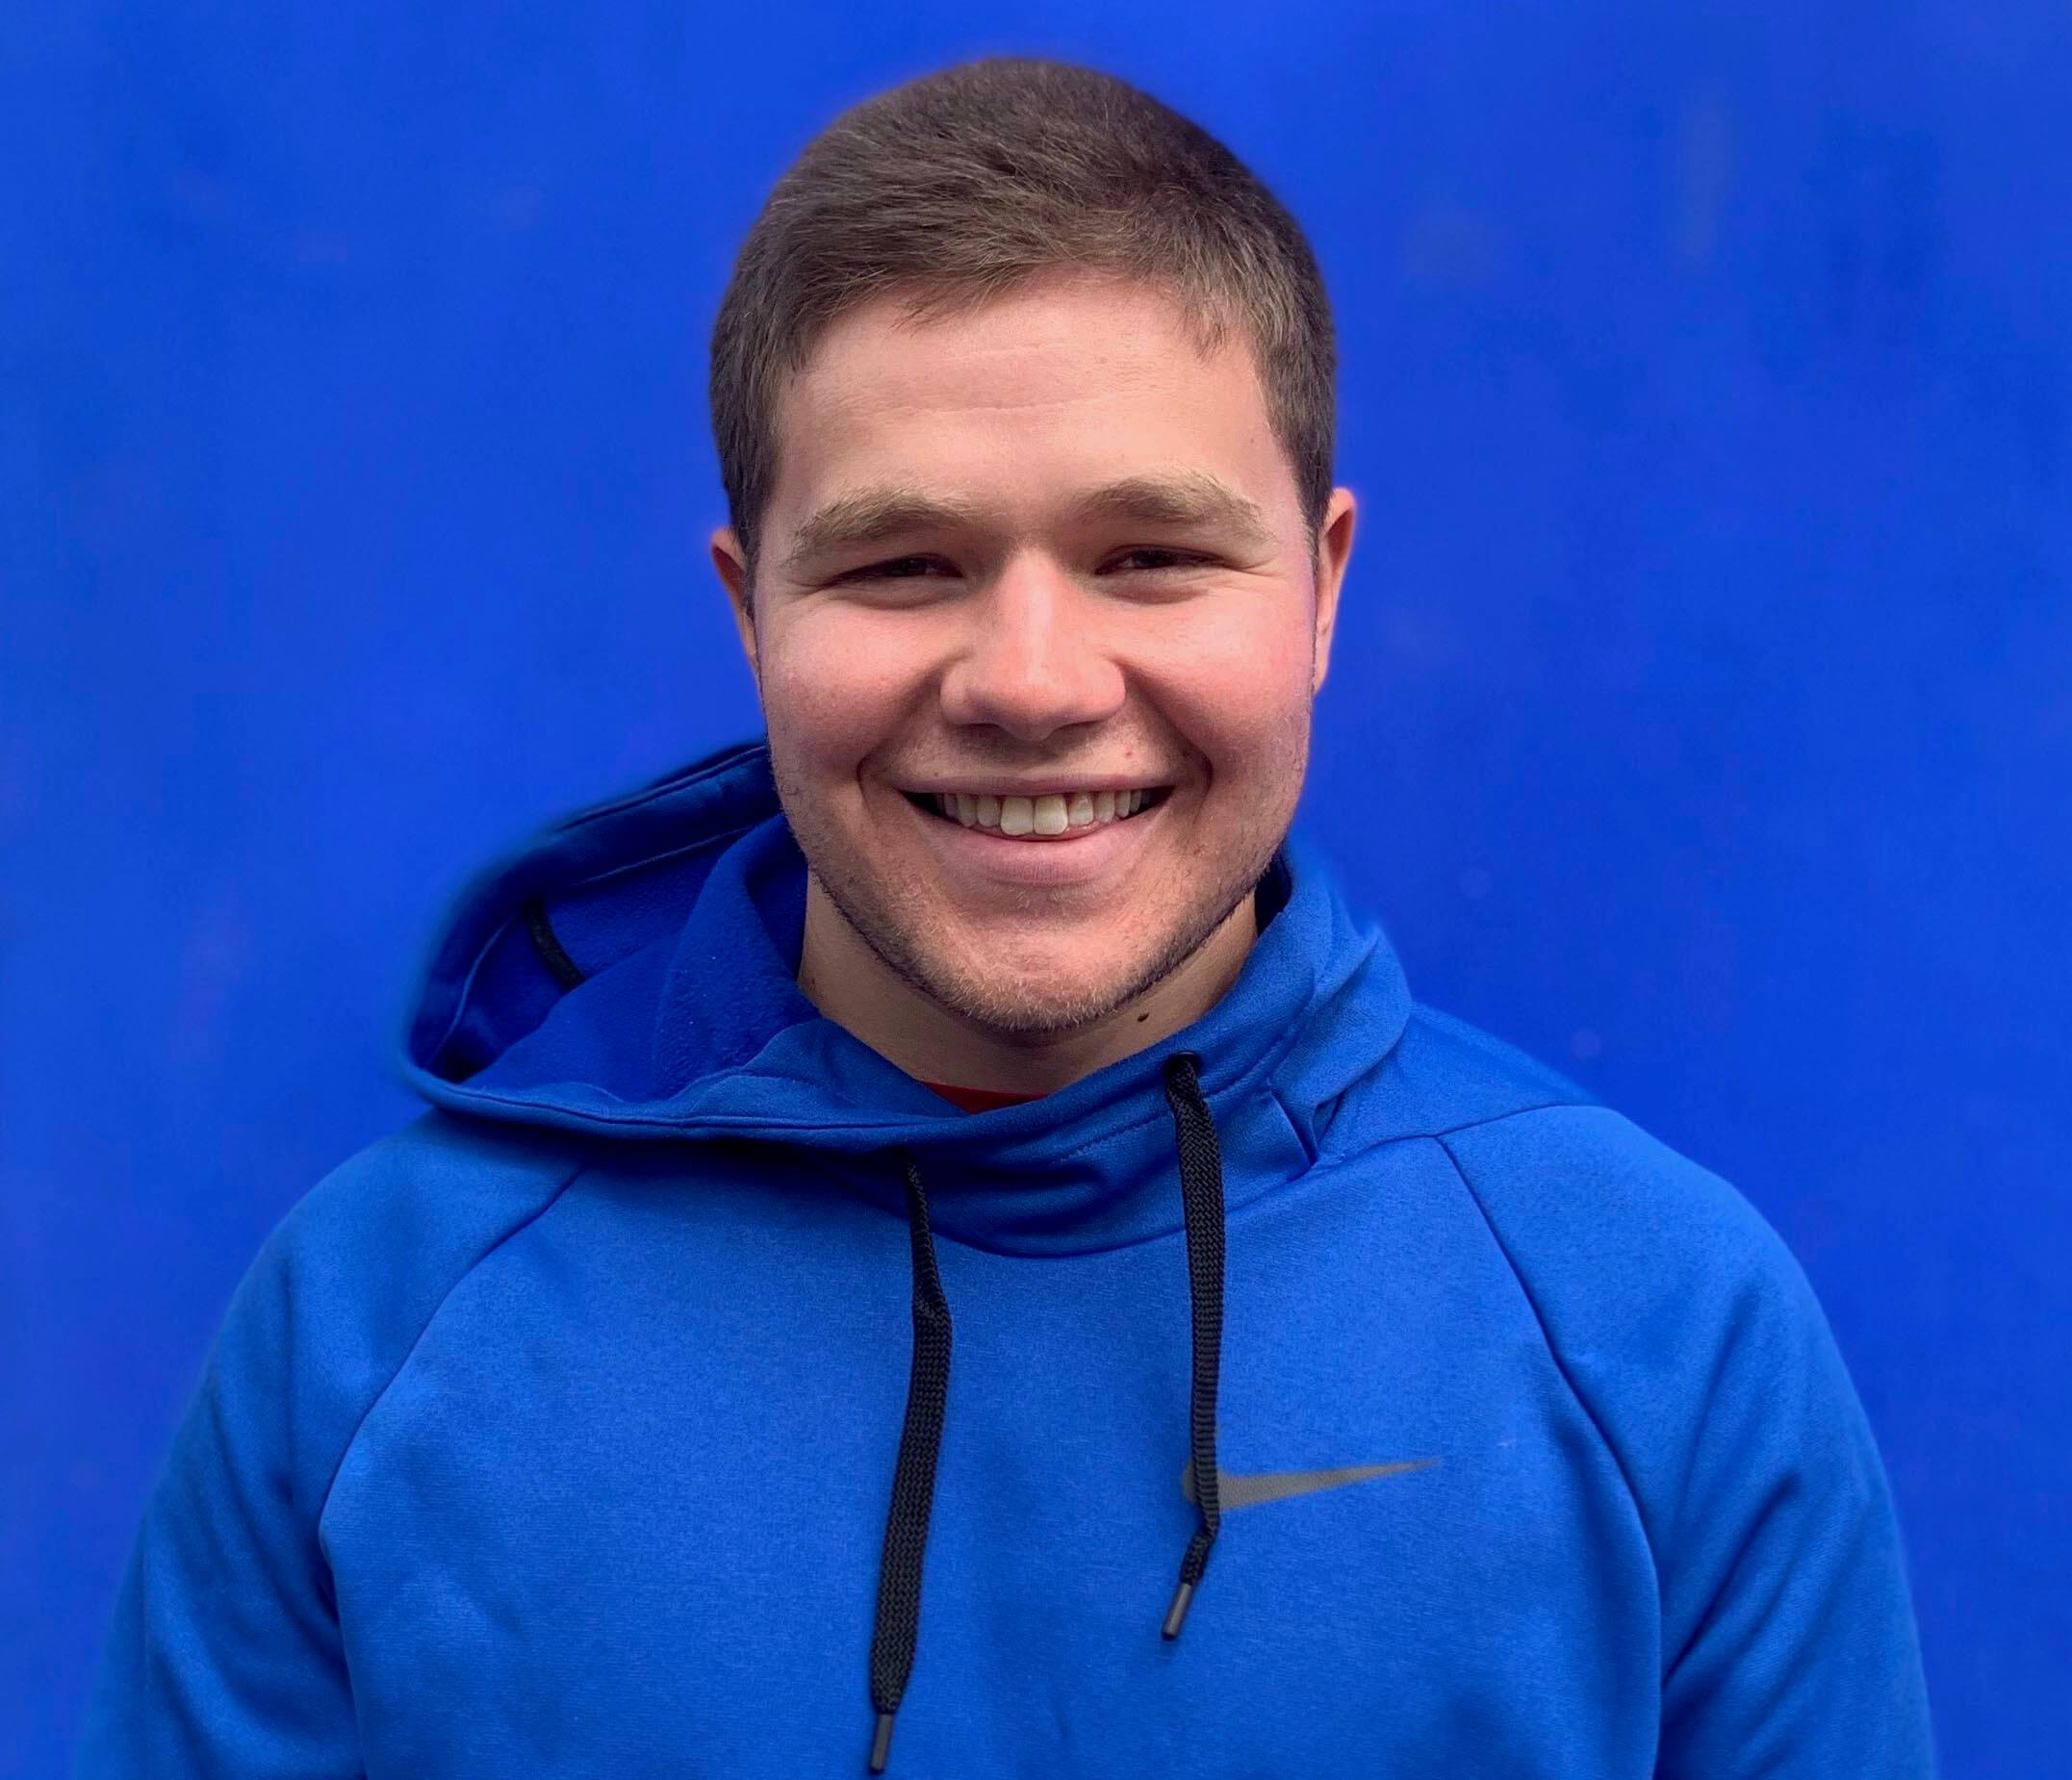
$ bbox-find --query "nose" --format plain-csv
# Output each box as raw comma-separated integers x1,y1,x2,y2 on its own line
937,557,1126,742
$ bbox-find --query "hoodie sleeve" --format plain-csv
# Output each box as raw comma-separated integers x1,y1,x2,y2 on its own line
1439,1106,1935,1779
75,1116,584,1778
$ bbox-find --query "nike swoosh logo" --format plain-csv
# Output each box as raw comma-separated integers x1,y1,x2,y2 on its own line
1183,1456,1439,1511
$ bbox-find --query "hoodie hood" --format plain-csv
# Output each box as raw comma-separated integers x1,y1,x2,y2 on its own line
400,738,1420,1254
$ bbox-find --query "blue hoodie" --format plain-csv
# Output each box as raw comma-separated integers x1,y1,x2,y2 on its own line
79,740,1934,1777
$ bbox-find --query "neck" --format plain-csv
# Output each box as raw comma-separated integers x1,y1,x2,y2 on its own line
796,881,1260,1098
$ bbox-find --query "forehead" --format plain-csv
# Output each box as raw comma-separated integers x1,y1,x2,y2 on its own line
763,269,1300,540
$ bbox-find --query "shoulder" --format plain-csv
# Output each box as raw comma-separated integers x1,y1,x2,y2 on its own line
1431,1095,1871,1571
1434,1096,1803,1318
1347,1008,1845,1516
1418,1081,1928,1762
1337,997,1791,1301
206,1112,595,1518
264,1107,593,1284
1399,1004,1598,1126
250,1108,595,1419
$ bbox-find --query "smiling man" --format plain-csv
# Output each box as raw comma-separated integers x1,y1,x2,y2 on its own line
721,269,1346,1093
82,58,1933,1779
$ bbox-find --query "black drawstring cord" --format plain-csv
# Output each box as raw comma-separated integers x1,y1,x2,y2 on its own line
1160,1051,1227,1640
861,1055,1230,1767
866,1154,953,1774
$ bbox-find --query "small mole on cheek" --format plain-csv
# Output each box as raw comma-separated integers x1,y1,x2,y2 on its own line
1137,1012,1149,1023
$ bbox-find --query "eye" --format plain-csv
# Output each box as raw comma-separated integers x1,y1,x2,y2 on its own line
1105,547,1214,572
836,555,954,582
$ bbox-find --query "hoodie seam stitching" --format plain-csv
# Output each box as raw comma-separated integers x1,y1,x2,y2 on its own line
1295,1097,1591,1174
544,740,769,832
1269,1082,1317,1166
1422,1098,1598,1141
1430,1132,1657,1570
415,1080,1594,1148
315,1158,592,1534
903,1105,1577,1260
419,908,518,1075
553,826,760,899
391,1100,1601,1261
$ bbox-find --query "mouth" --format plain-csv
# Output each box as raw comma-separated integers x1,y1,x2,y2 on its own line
902,786,1173,840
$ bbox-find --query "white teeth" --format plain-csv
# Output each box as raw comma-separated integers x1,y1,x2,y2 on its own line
921,786,1160,837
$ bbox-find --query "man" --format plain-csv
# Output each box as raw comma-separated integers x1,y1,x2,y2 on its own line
81,57,1934,1777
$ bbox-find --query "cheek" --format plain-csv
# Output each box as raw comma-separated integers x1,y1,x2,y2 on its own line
1135,598,1316,769
758,609,932,774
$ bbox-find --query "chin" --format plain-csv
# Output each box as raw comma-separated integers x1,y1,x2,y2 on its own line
892,898,1225,1039
921,964,1140,1039
863,913,1123,1031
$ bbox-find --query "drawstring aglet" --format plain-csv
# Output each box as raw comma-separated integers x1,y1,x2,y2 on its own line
869,1709,896,1772
1161,1576,1197,1640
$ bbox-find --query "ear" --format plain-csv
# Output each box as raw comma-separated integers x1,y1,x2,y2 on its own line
709,524,759,681
1310,486,1356,695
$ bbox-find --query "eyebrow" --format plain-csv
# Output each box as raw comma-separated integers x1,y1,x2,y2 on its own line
777,470,1273,575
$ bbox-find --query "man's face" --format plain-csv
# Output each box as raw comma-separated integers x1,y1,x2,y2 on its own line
712,267,1355,1038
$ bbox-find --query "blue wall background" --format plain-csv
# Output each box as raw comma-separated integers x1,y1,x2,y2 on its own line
6,2,2067,1773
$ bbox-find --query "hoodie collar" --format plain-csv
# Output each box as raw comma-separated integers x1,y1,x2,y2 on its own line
401,740,1414,1255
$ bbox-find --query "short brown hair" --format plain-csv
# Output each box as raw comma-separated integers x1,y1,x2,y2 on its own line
708,57,1337,592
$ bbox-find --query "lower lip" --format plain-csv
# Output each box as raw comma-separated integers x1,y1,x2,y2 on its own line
901,796,1164,889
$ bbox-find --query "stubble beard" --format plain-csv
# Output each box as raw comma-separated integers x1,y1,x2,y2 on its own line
773,753,1303,1042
